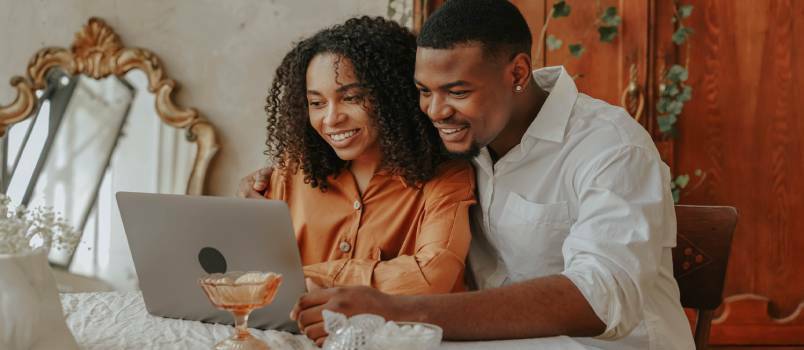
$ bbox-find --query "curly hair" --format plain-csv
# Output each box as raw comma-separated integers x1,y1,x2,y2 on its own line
265,16,446,190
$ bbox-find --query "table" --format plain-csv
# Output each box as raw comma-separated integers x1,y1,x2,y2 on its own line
60,291,591,349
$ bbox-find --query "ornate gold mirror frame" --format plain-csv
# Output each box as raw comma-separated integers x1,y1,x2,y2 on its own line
0,17,218,195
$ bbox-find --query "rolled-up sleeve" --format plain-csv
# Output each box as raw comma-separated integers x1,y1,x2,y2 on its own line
304,163,476,295
561,144,674,339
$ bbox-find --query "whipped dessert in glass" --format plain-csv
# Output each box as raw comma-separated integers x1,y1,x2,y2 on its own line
199,271,282,350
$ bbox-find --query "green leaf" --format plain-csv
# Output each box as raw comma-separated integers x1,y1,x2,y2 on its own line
552,0,571,18
694,169,703,176
657,98,671,114
668,100,684,115
672,188,681,203
678,85,693,102
601,6,622,26
569,43,585,57
665,84,679,96
679,4,694,18
658,115,674,133
546,34,563,51
666,65,689,82
672,26,694,45
659,83,671,97
674,174,690,188
657,113,678,133
668,127,681,139
598,26,618,42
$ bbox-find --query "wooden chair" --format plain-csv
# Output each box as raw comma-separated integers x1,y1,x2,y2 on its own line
672,205,738,350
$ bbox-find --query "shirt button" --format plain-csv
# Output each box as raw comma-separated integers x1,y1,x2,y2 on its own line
339,241,351,253
353,200,361,210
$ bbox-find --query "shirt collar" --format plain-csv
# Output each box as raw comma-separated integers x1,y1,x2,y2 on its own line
330,168,412,196
524,66,577,143
472,66,577,173
375,168,411,187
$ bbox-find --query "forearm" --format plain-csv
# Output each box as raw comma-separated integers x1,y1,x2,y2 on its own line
304,252,464,295
395,274,605,340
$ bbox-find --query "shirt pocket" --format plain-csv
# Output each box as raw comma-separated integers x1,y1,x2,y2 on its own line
496,192,571,280
502,192,571,225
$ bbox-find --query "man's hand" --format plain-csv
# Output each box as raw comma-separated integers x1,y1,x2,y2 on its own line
237,167,273,198
290,285,403,347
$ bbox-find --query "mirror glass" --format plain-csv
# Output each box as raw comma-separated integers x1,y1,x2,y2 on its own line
1,68,196,290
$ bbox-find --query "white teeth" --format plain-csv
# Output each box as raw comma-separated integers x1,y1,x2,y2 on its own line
441,126,466,134
331,130,358,142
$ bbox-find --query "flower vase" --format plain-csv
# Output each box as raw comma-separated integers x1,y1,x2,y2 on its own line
0,249,78,350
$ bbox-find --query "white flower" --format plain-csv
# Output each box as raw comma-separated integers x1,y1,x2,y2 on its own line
0,194,81,255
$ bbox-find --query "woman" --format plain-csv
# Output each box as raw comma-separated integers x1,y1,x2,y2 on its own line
260,16,475,295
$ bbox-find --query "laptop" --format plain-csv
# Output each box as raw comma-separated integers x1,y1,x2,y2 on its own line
115,191,306,331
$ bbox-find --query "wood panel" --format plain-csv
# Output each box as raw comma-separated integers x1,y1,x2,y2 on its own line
712,295,804,346
542,0,633,105
508,0,547,67
651,0,679,168
412,0,447,33
669,0,804,345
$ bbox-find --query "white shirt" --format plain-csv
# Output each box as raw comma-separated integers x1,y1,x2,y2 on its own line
468,66,694,350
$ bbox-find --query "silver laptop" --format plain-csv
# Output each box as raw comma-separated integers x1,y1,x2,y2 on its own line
116,191,305,331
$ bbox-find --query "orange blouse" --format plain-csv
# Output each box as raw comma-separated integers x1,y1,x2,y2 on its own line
264,159,476,295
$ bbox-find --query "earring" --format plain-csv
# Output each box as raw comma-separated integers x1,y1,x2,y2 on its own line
515,85,523,93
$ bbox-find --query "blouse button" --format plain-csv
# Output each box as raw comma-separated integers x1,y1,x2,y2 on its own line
353,200,361,210
339,241,352,253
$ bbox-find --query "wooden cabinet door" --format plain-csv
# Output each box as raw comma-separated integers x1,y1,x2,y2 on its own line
661,0,804,345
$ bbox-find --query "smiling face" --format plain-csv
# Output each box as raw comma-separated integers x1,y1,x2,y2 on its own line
414,45,517,157
306,53,381,163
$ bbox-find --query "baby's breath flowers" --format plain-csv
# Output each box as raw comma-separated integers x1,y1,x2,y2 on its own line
0,194,80,255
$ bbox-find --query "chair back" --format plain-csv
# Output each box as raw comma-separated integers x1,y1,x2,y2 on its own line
672,205,738,349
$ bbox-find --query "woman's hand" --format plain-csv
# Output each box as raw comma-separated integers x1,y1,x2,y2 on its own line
237,167,273,198
291,282,406,347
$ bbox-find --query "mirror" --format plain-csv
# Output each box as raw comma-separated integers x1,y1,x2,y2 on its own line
0,18,219,290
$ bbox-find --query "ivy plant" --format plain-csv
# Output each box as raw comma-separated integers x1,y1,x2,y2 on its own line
671,169,705,204
538,0,621,59
661,1,702,203
657,1,694,137
534,1,703,204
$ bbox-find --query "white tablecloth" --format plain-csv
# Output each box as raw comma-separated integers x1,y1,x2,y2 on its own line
60,291,583,349
60,292,316,350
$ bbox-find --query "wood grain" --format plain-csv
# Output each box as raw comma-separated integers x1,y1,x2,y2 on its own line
712,294,804,345
673,0,804,345
542,0,622,104
674,205,739,349
508,0,546,67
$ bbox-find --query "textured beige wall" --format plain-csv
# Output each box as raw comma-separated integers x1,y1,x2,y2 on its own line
0,0,388,195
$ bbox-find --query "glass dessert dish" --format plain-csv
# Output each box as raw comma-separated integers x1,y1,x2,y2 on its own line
321,310,443,350
199,271,282,350
370,321,443,350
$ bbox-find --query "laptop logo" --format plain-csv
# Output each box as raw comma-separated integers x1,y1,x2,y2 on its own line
198,247,227,274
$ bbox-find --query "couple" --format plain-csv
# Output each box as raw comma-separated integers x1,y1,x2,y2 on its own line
239,1,694,349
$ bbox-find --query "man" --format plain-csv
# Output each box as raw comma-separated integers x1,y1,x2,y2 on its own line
240,1,694,348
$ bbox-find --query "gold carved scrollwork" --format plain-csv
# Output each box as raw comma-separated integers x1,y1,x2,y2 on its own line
0,17,218,195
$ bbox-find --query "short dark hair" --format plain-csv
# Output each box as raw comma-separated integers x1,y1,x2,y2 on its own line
417,0,532,59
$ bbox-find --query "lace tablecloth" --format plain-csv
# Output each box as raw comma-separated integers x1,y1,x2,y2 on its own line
60,291,316,350
60,291,587,350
